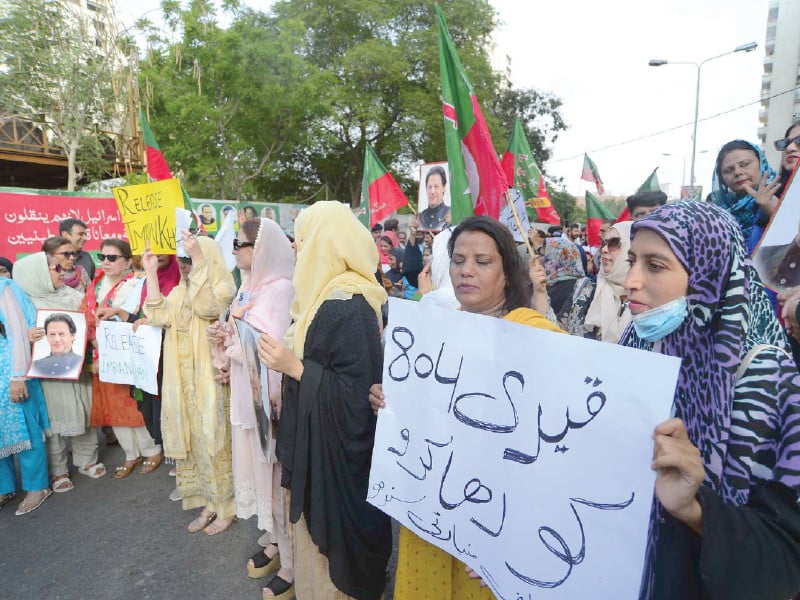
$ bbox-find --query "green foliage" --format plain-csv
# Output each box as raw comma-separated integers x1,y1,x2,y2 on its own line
548,187,578,226
0,0,132,190
488,87,567,169
139,1,322,202
137,0,567,205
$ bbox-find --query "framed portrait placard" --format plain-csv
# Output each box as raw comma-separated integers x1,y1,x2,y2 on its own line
25,309,87,380
417,162,452,231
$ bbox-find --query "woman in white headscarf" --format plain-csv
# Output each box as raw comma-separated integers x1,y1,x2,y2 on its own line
585,221,633,343
14,251,105,492
417,228,459,309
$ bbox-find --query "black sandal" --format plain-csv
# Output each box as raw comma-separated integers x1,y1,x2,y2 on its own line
0,492,16,509
248,544,280,579
262,575,294,600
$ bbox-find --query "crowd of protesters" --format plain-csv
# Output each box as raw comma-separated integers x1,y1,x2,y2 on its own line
1,124,800,599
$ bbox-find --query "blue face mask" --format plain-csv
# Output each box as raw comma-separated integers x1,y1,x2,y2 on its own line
631,296,688,342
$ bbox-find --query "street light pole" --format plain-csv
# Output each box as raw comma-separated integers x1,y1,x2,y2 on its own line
649,41,757,187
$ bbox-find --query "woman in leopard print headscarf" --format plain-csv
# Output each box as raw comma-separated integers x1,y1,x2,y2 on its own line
621,200,800,599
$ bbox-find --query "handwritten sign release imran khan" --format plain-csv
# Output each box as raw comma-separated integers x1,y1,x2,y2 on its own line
112,178,183,254
369,299,680,599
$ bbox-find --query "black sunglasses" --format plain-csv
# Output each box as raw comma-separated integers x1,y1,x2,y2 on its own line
601,238,622,251
97,253,126,263
774,135,800,152
177,256,193,265
56,251,78,258
233,239,254,251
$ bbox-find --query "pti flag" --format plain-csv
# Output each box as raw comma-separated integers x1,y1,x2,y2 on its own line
437,4,508,224
586,191,614,247
638,168,661,192
616,168,662,222
359,143,409,228
501,117,560,224
140,109,199,229
581,153,605,195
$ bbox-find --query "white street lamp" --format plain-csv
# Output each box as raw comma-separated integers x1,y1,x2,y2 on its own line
649,42,758,186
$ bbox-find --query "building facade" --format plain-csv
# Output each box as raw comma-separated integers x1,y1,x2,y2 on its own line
758,0,800,168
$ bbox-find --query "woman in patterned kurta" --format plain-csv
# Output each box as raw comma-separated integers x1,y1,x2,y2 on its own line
143,233,237,534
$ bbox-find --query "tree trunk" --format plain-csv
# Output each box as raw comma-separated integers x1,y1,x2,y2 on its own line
67,144,78,191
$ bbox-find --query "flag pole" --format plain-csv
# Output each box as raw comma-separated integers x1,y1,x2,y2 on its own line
406,199,418,215
504,189,532,256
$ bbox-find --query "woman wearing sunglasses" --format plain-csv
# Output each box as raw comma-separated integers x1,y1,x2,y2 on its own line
85,239,162,479
585,221,633,342
41,236,90,293
776,121,800,191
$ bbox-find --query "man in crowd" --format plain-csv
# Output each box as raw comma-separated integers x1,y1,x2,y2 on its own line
59,218,94,281
626,190,667,221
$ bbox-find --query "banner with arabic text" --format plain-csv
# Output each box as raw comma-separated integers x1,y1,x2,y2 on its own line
0,190,125,259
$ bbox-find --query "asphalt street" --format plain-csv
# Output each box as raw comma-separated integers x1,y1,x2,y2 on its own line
0,440,398,600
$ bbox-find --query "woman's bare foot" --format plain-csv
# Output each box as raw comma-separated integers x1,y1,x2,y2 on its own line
203,515,235,535
262,567,294,598
187,508,216,533
15,488,52,515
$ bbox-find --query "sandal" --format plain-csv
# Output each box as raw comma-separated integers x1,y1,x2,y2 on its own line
187,509,217,533
248,545,281,578
78,462,106,479
204,516,235,536
139,453,162,475
0,492,16,509
51,475,75,493
15,488,52,516
114,457,143,480
262,575,294,600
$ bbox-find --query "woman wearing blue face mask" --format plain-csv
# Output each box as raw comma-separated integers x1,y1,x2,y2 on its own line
621,201,800,599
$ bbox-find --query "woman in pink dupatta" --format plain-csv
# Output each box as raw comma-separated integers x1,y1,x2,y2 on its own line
212,218,296,599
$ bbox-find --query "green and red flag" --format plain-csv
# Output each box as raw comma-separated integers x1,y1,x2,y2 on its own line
585,190,614,247
140,109,200,230
500,117,560,225
141,108,172,181
437,4,508,224
637,168,661,192
581,153,605,195
616,168,662,222
359,143,409,228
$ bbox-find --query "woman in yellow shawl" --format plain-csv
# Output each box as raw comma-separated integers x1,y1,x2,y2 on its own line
370,216,563,600
142,232,238,535
257,201,391,600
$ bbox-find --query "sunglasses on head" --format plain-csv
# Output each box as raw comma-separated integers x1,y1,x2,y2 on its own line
233,239,254,251
98,253,126,263
601,238,622,251
56,251,78,258
774,135,800,152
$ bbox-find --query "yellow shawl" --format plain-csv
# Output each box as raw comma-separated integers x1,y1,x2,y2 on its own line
504,307,565,333
287,201,387,358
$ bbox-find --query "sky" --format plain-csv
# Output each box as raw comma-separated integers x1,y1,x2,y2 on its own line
116,0,771,200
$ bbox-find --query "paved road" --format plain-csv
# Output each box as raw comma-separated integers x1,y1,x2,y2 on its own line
0,440,398,600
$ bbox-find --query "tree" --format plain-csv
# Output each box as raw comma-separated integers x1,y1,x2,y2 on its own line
549,187,578,226
138,0,323,202
270,0,502,205
488,87,567,170
0,0,134,190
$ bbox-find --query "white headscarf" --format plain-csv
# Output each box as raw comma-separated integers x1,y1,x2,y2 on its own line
419,227,459,310
584,221,633,343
